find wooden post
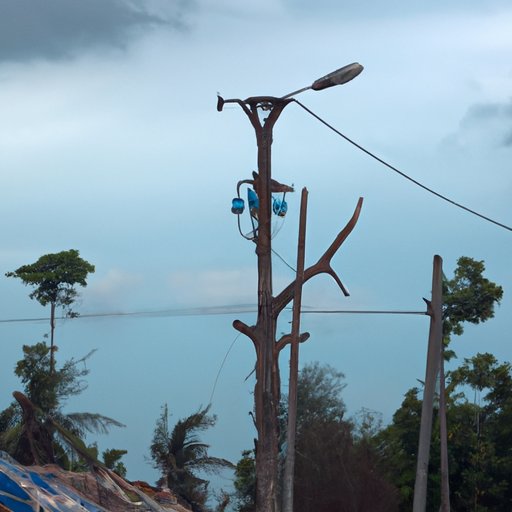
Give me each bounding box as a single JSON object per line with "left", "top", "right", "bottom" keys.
{"left": 439, "top": 352, "right": 451, "bottom": 511}
{"left": 282, "top": 188, "right": 308, "bottom": 512}
{"left": 413, "top": 255, "right": 443, "bottom": 512}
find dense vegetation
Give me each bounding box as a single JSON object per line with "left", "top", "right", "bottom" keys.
{"left": 232, "top": 354, "right": 512, "bottom": 512}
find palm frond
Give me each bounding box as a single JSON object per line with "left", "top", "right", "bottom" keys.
{"left": 49, "top": 418, "right": 102, "bottom": 467}
{"left": 169, "top": 406, "right": 215, "bottom": 451}
{"left": 64, "top": 412, "right": 125, "bottom": 435}
{"left": 187, "top": 455, "right": 234, "bottom": 474}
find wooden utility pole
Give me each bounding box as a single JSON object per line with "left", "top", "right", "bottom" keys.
{"left": 413, "top": 255, "right": 443, "bottom": 512}
{"left": 282, "top": 188, "right": 308, "bottom": 512}
{"left": 219, "top": 93, "right": 363, "bottom": 512}
{"left": 224, "top": 96, "right": 292, "bottom": 512}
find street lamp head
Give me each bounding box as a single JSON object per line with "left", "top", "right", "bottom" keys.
{"left": 280, "top": 62, "right": 363, "bottom": 99}
{"left": 311, "top": 62, "right": 364, "bottom": 91}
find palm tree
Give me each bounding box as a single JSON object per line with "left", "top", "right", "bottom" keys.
{"left": 150, "top": 404, "right": 233, "bottom": 510}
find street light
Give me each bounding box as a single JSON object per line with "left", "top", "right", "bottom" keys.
{"left": 217, "top": 62, "right": 364, "bottom": 112}
{"left": 218, "top": 63, "right": 363, "bottom": 512}
{"left": 281, "top": 62, "right": 364, "bottom": 99}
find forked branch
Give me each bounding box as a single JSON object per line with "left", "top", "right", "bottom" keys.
{"left": 272, "top": 197, "right": 363, "bottom": 318}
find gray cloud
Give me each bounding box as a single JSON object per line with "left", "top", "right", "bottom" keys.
{"left": 462, "top": 101, "right": 512, "bottom": 147}
{"left": 466, "top": 102, "right": 512, "bottom": 120}
{"left": 0, "top": 0, "right": 189, "bottom": 63}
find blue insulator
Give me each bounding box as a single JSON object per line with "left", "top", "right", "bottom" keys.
{"left": 273, "top": 198, "right": 288, "bottom": 217}
{"left": 231, "top": 197, "right": 245, "bottom": 214}
{"left": 248, "top": 189, "right": 259, "bottom": 217}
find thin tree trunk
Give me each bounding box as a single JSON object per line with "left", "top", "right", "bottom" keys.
{"left": 50, "top": 302, "right": 56, "bottom": 374}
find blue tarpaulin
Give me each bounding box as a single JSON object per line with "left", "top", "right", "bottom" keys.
{"left": 0, "top": 451, "right": 176, "bottom": 512}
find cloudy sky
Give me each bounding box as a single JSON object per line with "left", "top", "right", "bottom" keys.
{"left": 1, "top": 0, "right": 511, "bottom": 490}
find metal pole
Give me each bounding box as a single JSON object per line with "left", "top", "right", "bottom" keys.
{"left": 413, "top": 255, "right": 443, "bottom": 512}
{"left": 439, "top": 351, "right": 451, "bottom": 512}
{"left": 282, "top": 188, "right": 308, "bottom": 512}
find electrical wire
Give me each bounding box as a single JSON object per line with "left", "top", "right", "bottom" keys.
{"left": 0, "top": 305, "right": 429, "bottom": 324}
{"left": 208, "top": 332, "right": 242, "bottom": 405}
{"left": 0, "top": 305, "right": 259, "bottom": 324}
{"left": 271, "top": 248, "right": 296, "bottom": 273}
{"left": 293, "top": 100, "right": 512, "bottom": 233}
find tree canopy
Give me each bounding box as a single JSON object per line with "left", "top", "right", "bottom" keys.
{"left": 6, "top": 249, "right": 95, "bottom": 311}
{"left": 6, "top": 249, "right": 95, "bottom": 373}
{"left": 443, "top": 256, "right": 503, "bottom": 339}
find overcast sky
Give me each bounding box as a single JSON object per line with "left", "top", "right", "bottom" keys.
{"left": 1, "top": 0, "right": 511, "bottom": 493}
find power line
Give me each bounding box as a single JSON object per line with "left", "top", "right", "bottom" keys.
{"left": 0, "top": 305, "right": 429, "bottom": 324}
{"left": 293, "top": 100, "right": 512, "bottom": 233}
{"left": 301, "top": 309, "right": 427, "bottom": 315}
{"left": 0, "top": 305, "right": 259, "bottom": 324}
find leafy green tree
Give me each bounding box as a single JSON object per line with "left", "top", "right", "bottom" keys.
{"left": 443, "top": 256, "right": 503, "bottom": 345}
{"left": 233, "top": 450, "right": 256, "bottom": 512}
{"left": 448, "top": 353, "right": 512, "bottom": 509}
{"left": 376, "top": 257, "right": 503, "bottom": 511}
{"left": 294, "top": 361, "right": 346, "bottom": 426}
{"left": 6, "top": 249, "right": 95, "bottom": 373}
{"left": 150, "top": 404, "right": 233, "bottom": 511}
{"left": 0, "top": 341, "right": 124, "bottom": 468}
{"left": 14, "top": 341, "right": 89, "bottom": 413}
{"left": 377, "top": 354, "right": 512, "bottom": 511}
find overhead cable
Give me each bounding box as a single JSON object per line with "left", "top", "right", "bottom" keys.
{"left": 0, "top": 305, "right": 429, "bottom": 324}
{"left": 294, "top": 100, "right": 512, "bottom": 232}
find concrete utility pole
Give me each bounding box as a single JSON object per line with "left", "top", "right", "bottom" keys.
{"left": 218, "top": 62, "right": 363, "bottom": 512}
{"left": 413, "top": 255, "right": 443, "bottom": 512}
